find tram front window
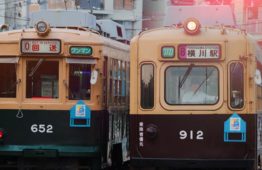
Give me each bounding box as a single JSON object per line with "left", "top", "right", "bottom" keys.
{"left": 165, "top": 66, "right": 219, "bottom": 105}
{"left": 0, "top": 63, "right": 16, "bottom": 98}
{"left": 69, "top": 64, "right": 91, "bottom": 100}
{"left": 26, "top": 60, "right": 59, "bottom": 99}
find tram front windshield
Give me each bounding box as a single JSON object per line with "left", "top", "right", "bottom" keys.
{"left": 26, "top": 60, "right": 59, "bottom": 99}
{"left": 69, "top": 64, "right": 91, "bottom": 100}
{"left": 165, "top": 66, "right": 219, "bottom": 105}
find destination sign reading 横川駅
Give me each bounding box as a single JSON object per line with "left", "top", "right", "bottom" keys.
{"left": 70, "top": 46, "right": 92, "bottom": 56}
{"left": 21, "top": 39, "right": 61, "bottom": 54}
{"left": 178, "top": 44, "right": 220, "bottom": 59}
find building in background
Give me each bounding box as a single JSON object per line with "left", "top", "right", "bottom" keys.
{"left": 29, "top": 0, "right": 142, "bottom": 40}
{"left": 143, "top": 0, "right": 166, "bottom": 30}
{"left": 0, "top": 1, "right": 5, "bottom": 25}
{"left": 3, "top": 0, "right": 261, "bottom": 37}
{"left": 0, "top": 0, "right": 30, "bottom": 29}
{"left": 143, "top": 0, "right": 262, "bottom": 34}
{"left": 0, "top": 0, "right": 142, "bottom": 40}
{"left": 242, "top": 0, "right": 262, "bottom": 33}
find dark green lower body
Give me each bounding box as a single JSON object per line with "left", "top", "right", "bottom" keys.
{"left": 130, "top": 113, "right": 257, "bottom": 170}
{"left": 0, "top": 109, "right": 109, "bottom": 169}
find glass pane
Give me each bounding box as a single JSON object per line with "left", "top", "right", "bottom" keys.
{"left": 230, "top": 62, "right": 244, "bottom": 108}
{"left": 69, "top": 64, "right": 91, "bottom": 100}
{"left": 26, "top": 60, "right": 59, "bottom": 99}
{"left": 0, "top": 64, "right": 16, "bottom": 98}
{"left": 124, "top": 0, "right": 134, "bottom": 10}
{"left": 165, "top": 66, "right": 219, "bottom": 105}
{"left": 141, "top": 64, "right": 154, "bottom": 109}
{"left": 114, "top": 0, "right": 124, "bottom": 9}
{"left": 78, "top": 0, "right": 104, "bottom": 10}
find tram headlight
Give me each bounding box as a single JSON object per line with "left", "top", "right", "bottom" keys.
{"left": 183, "top": 18, "right": 201, "bottom": 35}
{"left": 35, "top": 21, "right": 50, "bottom": 36}
{"left": 145, "top": 124, "right": 158, "bottom": 139}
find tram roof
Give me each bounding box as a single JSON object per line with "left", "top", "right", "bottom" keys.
{"left": 0, "top": 27, "right": 129, "bottom": 51}
{"left": 134, "top": 26, "right": 247, "bottom": 43}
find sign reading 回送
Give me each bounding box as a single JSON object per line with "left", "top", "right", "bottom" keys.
{"left": 21, "top": 39, "right": 61, "bottom": 54}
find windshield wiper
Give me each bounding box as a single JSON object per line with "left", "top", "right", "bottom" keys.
{"left": 179, "top": 63, "right": 194, "bottom": 89}
{"left": 193, "top": 68, "right": 215, "bottom": 95}
{"left": 29, "top": 58, "right": 44, "bottom": 77}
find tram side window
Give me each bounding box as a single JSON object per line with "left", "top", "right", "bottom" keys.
{"left": 0, "top": 64, "right": 16, "bottom": 98}
{"left": 26, "top": 60, "right": 59, "bottom": 99}
{"left": 141, "top": 64, "right": 154, "bottom": 109}
{"left": 109, "top": 59, "right": 114, "bottom": 105}
{"left": 230, "top": 62, "right": 244, "bottom": 108}
{"left": 69, "top": 64, "right": 91, "bottom": 100}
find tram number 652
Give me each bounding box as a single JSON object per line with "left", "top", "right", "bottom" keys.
{"left": 31, "top": 124, "right": 54, "bottom": 133}
{"left": 179, "top": 130, "right": 204, "bottom": 140}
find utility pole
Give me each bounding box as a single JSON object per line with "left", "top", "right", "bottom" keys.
{"left": 13, "top": 3, "right": 17, "bottom": 29}
{"left": 75, "top": 0, "right": 80, "bottom": 10}
{"left": 64, "top": 0, "right": 68, "bottom": 10}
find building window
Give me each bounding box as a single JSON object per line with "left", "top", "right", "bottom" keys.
{"left": 108, "top": 58, "right": 128, "bottom": 105}
{"left": 114, "top": 0, "right": 134, "bottom": 10}
{"left": 0, "top": 63, "right": 16, "bottom": 98}
{"left": 141, "top": 64, "right": 154, "bottom": 109}
{"left": 78, "top": 0, "right": 104, "bottom": 10}
{"left": 230, "top": 62, "right": 244, "bottom": 109}
{"left": 26, "top": 60, "right": 59, "bottom": 99}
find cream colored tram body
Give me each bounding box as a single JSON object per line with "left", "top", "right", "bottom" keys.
{"left": 130, "top": 18, "right": 260, "bottom": 170}
{"left": 0, "top": 22, "right": 129, "bottom": 169}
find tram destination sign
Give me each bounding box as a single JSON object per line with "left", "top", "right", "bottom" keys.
{"left": 21, "top": 39, "right": 61, "bottom": 54}
{"left": 178, "top": 44, "right": 220, "bottom": 59}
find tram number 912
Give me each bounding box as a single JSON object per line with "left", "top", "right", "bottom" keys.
{"left": 31, "top": 124, "right": 54, "bottom": 134}
{"left": 179, "top": 130, "right": 204, "bottom": 140}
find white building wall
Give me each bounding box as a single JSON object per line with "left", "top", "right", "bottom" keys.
{"left": 28, "top": 0, "right": 142, "bottom": 40}
{"left": 0, "top": 1, "right": 5, "bottom": 25}
{"left": 3, "top": 0, "right": 29, "bottom": 29}
{"left": 233, "top": 0, "right": 244, "bottom": 26}
{"left": 102, "top": 0, "right": 143, "bottom": 39}
{"left": 143, "top": 0, "right": 168, "bottom": 30}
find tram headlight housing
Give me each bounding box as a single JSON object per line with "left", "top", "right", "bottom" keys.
{"left": 145, "top": 124, "right": 158, "bottom": 139}
{"left": 183, "top": 18, "right": 201, "bottom": 35}
{"left": 35, "top": 21, "right": 50, "bottom": 36}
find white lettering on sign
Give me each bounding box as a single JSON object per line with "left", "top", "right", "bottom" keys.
{"left": 21, "top": 39, "right": 61, "bottom": 54}
{"left": 179, "top": 45, "right": 220, "bottom": 59}
{"left": 139, "top": 122, "right": 144, "bottom": 147}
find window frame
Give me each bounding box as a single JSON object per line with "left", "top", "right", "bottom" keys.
{"left": 67, "top": 63, "right": 92, "bottom": 101}
{"left": 114, "top": 0, "right": 134, "bottom": 10}
{"left": 140, "top": 62, "right": 155, "bottom": 110}
{"left": 228, "top": 61, "right": 245, "bottom": 110}
{"left": 23, "top": 58, "right": 61, "bottom": 103}
{"left": 159, "top": 63, "right": 223, "bottom": 111}
{"left": 164, "top": 65, "right": 220, "bottom": 106}
{"left": 0, "top": 62, "right": 18, "bottom": 99}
